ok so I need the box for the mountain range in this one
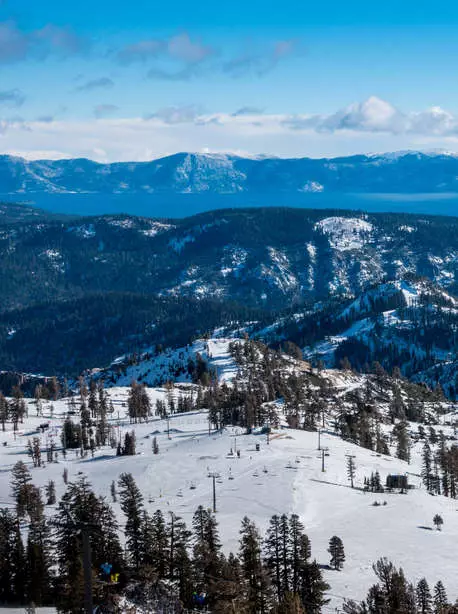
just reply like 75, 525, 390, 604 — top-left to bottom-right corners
3, 150, 458, 194
1, 204, 458, 389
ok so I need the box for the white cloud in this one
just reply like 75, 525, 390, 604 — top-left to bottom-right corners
319, 96, 406, 133
283, 96, 458, 136
3, 97, 458, 162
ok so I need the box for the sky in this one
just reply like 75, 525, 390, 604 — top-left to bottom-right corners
3, 0, 458, 161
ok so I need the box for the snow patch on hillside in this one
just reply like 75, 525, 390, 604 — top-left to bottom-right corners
67, 223, 96, 239
141, 221, 175, 237
99, 338, 239, 388
315, 217, 373, 251
221, 246, 248, 277
299, 180, 324, 193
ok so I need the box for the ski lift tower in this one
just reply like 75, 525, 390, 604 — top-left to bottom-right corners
208, 471, 221, 513
321, 446, 329, 472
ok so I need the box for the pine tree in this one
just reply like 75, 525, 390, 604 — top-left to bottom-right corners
0, 509, 26, 603
417, 578, 433, 614
25, 499, 52, 606
346, 456, 356, 489
433, 581, 448, 613
264, 514, 282, 601
239, 516, 273, 614
54, 476, 124, 613
0, 393, 8, 431
328, 536, 345, 571
27, 437, 42, 468
167, 511, 193, 604
277, 592, 305, 613
118, 472, 144, 571
11, 461, 32, 517
150, 509, 169, 578
298, 560, 330, 613
422, 442, 433, 492
88, 379, 99, 419
45, 480, 56, 505
110, 480, 117, 502
394, 420, 411, 462
289, 514, 307, 595
192, 505, 222, 601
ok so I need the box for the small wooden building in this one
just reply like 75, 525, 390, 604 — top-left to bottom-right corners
386, 474, 408, 490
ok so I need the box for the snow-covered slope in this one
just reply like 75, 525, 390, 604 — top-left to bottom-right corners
292, 279, 458, 383
0, 385, 456, 612
96, 337, 239, 387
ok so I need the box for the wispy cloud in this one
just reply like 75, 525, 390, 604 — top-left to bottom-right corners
0, 20, 89, 64
33, 24, 89, 56
232, 106, 265, 117
0, 88, 25, 107
0, 21, 27, 63
145, 104, 204, 124
36, 115, 55, 123
146, 65, 202, 81
222, 39, 300, 78
94, 104, 119, 118
76, 77, 114, 92
118, 32, 296, 81
117, 39, 164, 64
117, 32, 215, 67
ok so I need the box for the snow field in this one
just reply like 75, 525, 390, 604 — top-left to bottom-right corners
0, 389, 457, 612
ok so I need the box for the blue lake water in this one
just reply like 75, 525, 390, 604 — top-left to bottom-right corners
3, 192, 458, 219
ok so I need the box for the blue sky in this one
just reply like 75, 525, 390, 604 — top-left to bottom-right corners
2, 0, 458, 160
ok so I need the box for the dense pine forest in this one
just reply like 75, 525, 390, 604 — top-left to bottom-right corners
0, 338, 457, 612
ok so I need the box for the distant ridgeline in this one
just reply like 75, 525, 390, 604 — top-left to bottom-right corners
0, 204, 457, 392
3, 150, 458, 194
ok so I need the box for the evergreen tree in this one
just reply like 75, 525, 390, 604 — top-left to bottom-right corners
422, 442, 433, 492
54, 476, 123, 613
394, 420, 411, 463
110, 480, 117, 503
45, 480, 56, 505
346, 456, 356, 489
167, 511, 193, 604
265, 514, 283, 602
149, 509, 169, 579
277, 592, 305, 613
417, 578, 433, 614
433, 581, 448, 614
239, 516, 273, 614
0, 393, 8, 431
0, 509, 26, 603
25, 499, 52, 606
10, 461, 32, 518
289, 514, 307, 595
192, 505, 222, 592
298, 560, 330, 614
118, 472, 144, 571
328, 536, 345, 571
